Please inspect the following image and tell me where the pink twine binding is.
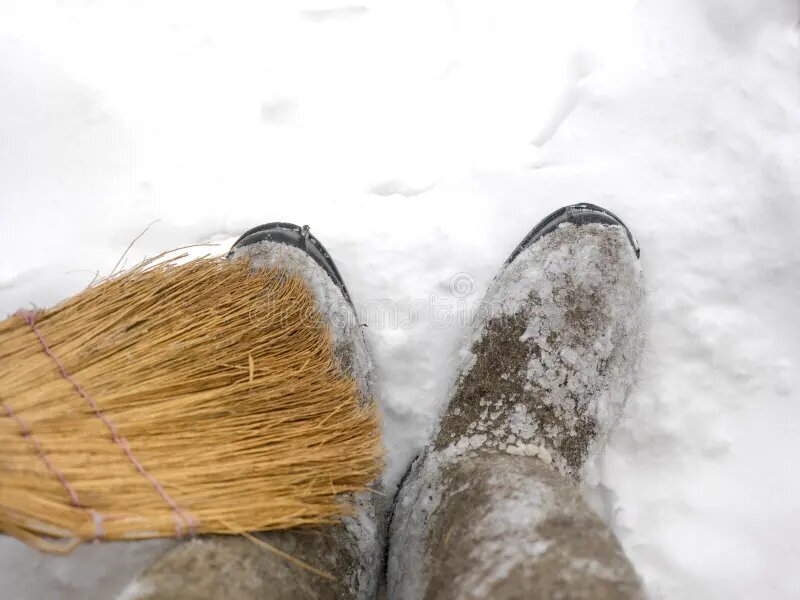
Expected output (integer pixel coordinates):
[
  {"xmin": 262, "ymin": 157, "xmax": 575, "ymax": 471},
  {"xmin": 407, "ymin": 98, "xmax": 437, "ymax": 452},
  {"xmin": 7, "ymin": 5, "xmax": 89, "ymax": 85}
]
[
  {"xmin": 2, "ymin": 400, "xmax": 105, "ymax": 541},
  {"xmin": 15, "ymin": 309, "xmax": 196, "ymax": 537}
]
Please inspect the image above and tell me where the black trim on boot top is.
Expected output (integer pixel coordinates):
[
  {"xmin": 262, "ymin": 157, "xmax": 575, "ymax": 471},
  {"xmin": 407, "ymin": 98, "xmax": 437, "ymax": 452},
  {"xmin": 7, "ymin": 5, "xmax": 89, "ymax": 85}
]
[
  {"xmin": 506, "ymin": 203, "xmax": 640, "ymax": 266},
  {"xmin": 228, "ymin": 222, "xmax": 354, "ymax": 307}
]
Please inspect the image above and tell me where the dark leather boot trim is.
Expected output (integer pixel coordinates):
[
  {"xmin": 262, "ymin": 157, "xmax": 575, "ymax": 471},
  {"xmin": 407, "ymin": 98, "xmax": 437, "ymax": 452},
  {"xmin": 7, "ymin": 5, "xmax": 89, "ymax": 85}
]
[
  {"xmin": 228, "ymin": 222, "xmax": 354, "ymax": 307},
  {"xmin": 506, "ymin": 203, "xmax": 640, "ymax": 265}
]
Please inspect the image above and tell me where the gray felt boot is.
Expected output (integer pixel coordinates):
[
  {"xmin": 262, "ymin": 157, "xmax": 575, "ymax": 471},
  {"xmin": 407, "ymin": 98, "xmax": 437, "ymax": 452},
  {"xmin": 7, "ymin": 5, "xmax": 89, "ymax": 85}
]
[
  {"xmin": 120, "ymin": 226, "xmax": 384, "ymax": 600},
  {"xmin": 387, "ymin": 204, "xmax": 647, "ymax": 600},
  {"xmin": 1, "ymin": 225, "xmax": 382, "ymax": 600}
]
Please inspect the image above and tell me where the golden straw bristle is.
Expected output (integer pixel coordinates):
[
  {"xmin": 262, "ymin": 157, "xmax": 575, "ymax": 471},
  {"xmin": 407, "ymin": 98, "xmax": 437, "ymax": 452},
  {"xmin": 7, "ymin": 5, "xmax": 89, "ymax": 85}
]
[{"xmin": 0, "ymin": 254, "xmax": 382, "ymax": 553}]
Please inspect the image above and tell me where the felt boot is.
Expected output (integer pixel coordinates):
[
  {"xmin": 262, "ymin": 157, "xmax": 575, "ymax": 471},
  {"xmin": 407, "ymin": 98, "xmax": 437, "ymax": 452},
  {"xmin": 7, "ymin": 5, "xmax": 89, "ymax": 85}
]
[
  {"xmin": 387, "ymin": 204, "xmax": 647, "ymax": 600},
  {"xmin": 121, "ymin": 225, "xmax": 383, "ymax": 600}
]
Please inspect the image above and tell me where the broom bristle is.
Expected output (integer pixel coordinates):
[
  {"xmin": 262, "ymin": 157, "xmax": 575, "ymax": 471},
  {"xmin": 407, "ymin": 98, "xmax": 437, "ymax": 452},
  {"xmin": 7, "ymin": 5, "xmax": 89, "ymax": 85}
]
[{"xmin": 0, "ymin": 254, "xmax": 382, "ymax": 553}]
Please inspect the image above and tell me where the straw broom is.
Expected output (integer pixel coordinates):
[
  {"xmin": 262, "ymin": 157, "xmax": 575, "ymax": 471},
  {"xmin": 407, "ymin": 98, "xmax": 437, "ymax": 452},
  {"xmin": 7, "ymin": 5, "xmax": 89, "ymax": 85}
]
[{"xmin": 0, "ymin": 253, "xmax": 382, "ymax": 554}]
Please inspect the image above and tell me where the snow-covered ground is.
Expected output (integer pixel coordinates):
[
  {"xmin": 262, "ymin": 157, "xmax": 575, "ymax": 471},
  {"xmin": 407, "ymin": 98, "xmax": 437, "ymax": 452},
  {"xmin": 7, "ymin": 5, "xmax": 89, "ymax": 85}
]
[{"xmin": 1, "ymin": 1, "xmax": 798, "ymax": 598}]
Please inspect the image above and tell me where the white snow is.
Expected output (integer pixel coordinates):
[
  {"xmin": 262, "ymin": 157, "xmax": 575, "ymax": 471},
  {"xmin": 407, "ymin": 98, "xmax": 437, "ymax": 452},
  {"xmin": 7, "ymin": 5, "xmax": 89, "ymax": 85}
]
[{"xmin": 1, "ymin": 1, "xmax": 798, "ymax": 599}]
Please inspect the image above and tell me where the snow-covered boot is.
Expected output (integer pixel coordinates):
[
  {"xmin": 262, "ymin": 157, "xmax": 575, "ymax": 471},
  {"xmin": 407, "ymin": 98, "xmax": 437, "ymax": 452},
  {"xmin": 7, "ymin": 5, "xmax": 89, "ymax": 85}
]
[
  {"xmin": 3, "ymin": 224, "xmax": 383, "ymax": 600},
  {"xmin": 387, "ymin": 204, "xmax": 647, "ymax": 600},
  {"xmin": 121, "ymin": 223, "xmax": 383, "ymax": 600}
]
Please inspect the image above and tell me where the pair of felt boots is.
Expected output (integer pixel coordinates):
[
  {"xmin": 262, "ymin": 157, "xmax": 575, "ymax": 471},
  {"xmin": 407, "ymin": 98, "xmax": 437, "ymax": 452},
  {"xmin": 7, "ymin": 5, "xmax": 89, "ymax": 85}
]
[
  {"xmin": 214, "ymin": 203, "xmax": 645, "ymax": 600},
  {"xmin": 21, "ymin": 203, "xmax": 646, "ymax": 600}
]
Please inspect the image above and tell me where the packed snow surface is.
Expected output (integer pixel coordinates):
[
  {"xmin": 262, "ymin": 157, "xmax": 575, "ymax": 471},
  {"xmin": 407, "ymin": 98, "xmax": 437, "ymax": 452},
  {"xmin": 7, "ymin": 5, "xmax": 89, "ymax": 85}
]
[{"xmin": 1, "ymin": 1, "xmax": 798, "ymax": 598}]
